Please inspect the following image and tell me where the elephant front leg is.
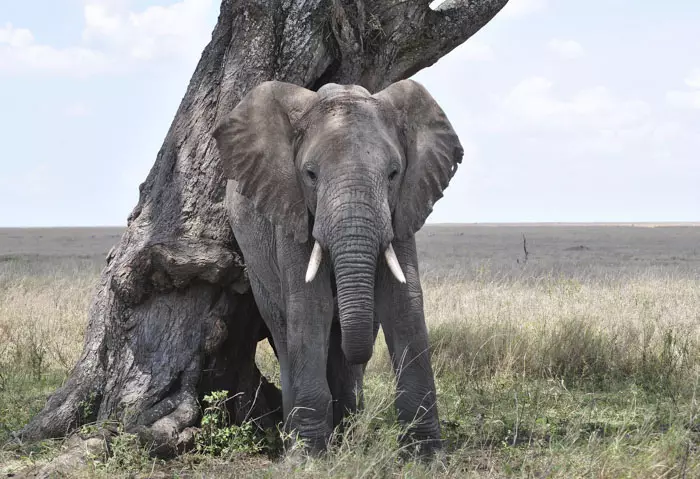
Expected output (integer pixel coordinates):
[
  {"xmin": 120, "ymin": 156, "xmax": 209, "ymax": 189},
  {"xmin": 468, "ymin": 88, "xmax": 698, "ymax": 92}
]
[
  {"xmin": 375, "ymin": 238, "xmax": 441, "ymax": 456},
  {"xmin": 283, "ymin": 280, "xmax": 335, "ymax": 453}
]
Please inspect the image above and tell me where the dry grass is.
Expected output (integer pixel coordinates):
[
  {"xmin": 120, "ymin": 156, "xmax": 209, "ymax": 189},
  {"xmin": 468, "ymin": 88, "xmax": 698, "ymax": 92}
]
[
  {"xmin": 1, "ymin": 248, "xmax": 699, "ymax": 477},
  {"xmin": 0, "ymin": 259, "xmax": 98, "ymax": 449},
  {"xmin": 423, "ymin": 274, "xmax": 700, "ymax": 386},
  {"xmin": 0, "ymin": 264, "xmax": 94, "ymax": 376}
]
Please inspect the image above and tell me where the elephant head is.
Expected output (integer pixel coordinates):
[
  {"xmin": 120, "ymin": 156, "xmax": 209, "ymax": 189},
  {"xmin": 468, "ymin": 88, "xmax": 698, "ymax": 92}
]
[{"xmin": 213, "ymin": 79, "xmax": 463, "ymax": 364}]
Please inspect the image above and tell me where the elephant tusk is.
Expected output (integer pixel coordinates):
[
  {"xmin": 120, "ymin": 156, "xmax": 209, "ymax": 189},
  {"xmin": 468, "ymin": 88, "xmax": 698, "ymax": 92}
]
[
  {"xmin": 305, "ymin": 241, "xmax": 323, "ymax": 283},
  {"xmin": 384, "ymin": 243, "xmax": 406, "ymax": 284}
]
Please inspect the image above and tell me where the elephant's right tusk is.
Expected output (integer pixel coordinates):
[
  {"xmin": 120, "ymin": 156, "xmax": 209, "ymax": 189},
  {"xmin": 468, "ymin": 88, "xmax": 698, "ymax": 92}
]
[
  {"xmin": 305, "ymin": 241, "xmax": 323, "ymax": 283},
  {"xmin": 384, "ymin": 243, "xmax": 407, "ymax": 284}
]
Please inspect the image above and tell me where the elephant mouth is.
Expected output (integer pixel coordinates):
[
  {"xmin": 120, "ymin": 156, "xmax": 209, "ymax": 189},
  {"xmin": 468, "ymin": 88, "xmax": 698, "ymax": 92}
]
[{"xmin": 304, "ymin": 240, "xmax": 406, "ymax": 284}]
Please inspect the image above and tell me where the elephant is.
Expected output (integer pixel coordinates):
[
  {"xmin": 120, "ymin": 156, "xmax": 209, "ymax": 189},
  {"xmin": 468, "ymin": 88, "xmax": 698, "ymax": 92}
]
[{"xmin": 212, "ymin": 78, "xmax": 463, "ymax": 456}]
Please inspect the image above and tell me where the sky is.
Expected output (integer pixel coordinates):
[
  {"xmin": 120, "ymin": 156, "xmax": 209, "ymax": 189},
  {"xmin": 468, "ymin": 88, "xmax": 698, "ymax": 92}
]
[{"xmin": 0, "ymin": 0, "xmax": 698, "ymax": 227}]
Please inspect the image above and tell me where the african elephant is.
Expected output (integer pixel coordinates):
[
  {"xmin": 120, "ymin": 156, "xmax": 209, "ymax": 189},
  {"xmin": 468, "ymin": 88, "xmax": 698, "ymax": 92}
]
[{"xmin": 212, "ymin": 79, "xmax": 463, "ymax": 455}]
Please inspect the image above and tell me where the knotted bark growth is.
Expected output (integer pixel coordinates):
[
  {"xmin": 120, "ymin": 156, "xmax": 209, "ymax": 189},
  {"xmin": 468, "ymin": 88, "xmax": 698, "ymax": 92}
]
[{"xmin": 17, "ymin": 0, "xmax": 509, "ymax": 455}]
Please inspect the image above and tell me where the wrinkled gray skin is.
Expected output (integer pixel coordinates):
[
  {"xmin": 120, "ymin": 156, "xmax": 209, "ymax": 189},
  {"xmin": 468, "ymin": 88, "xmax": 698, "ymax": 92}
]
[{"xmin": 213, "ymin": 79, "xmax": 463, "ymax": 455}]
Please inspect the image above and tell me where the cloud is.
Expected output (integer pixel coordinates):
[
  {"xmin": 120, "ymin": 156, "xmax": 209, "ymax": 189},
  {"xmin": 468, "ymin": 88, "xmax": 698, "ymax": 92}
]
[
  {"xmin": 666, "ymin": 68, "xmax": 700, "ymax": 109},
  {"xmin": 0, "ymin": 23, "xmax": 110, "ymax": 76},
  {"xmin": 497, "ymin": 76, "xmax": 650, "ymax": 131},
  {"xmin": 476, "ymin": 76, "xmax": 659, "ymax": 156},
  {"xmin": 82, "ymin": 0, "xmax": 215, "ymax": 61},
  {"xmin": 684, "ymin": 68, "xmax": 700, "ymax": 88},
  {"xmin": 547, "ymin": 38, "xmax": 584, "ymax": 59},
  {"xmin": 667, "ymin": 90, "xmax": 700, "ymax": 109},
  {"xmin": 499, "ymin": 0, "xmax": 546, "ymax": 17},
  {"xmin": 0, "ymin": 23, "xmax": 34, "ymax": 47},
  {"xmin": 0, "ymin": 0, "xmax": 215, "ymax": 77}
]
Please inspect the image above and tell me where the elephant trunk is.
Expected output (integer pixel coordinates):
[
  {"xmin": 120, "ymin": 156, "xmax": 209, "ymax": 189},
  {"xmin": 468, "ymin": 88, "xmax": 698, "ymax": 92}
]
[
  {"xmin": 331, "ymin": 234, "xmax": 379, "ymax": 365},
  {"xmin": 312, "ymin": 180, "xmax": 395, "ymax": 365}
]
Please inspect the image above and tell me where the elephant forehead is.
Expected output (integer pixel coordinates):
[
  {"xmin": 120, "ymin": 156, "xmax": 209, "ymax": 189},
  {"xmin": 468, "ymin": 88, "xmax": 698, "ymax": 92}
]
[
  {"xmin": 297, "ymin": 98, "xmax": 401, "ymax": 161},
  {"xmin": 303, "ymin": 97, "xmax": 388, "ymax": 133},
  {"xmin": 306, "ymin": 107, "xmax": 391, "ymax": 146}
]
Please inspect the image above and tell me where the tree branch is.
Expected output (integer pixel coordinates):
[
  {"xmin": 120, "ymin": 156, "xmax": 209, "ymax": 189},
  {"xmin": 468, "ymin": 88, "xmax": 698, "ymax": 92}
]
[
  {"xmin": 429, "ymin": 0, "xmax": 509, "ymax": 51},
  {"xmin": 388, "ymin": 0, "xmax": 509, "ymax": 80}
]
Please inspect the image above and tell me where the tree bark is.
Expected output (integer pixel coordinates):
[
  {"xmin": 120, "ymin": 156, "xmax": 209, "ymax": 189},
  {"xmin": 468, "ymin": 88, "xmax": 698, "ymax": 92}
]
[{"xmin": 16, "ymin": 0, "xmax": 508, "ymax": 455}]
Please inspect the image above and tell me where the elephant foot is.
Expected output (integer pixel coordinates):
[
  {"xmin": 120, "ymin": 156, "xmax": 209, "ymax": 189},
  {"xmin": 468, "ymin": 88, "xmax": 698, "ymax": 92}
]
[
  {"xmin": 399, "ymin": 431, "xmax": 443, "ymax": 461},
  {"xmin": 283, "ymin": 425, "xmax": 332, "ymax": 457},
  {"xmin": 303, "ymin": 432, "xmax": 332, "ymax": 456}
]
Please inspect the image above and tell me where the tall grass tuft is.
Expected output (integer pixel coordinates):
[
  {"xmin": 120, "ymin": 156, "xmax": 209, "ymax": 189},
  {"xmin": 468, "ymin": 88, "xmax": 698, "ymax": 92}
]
[{"xmin": 424, "ymin": 275, "xmax": 699, "ymax": 396}]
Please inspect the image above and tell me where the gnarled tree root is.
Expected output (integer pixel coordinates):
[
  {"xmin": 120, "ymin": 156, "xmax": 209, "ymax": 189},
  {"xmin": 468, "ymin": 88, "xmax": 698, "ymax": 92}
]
[{"xmin": 15, "ymin": 237, "xmax": 282, "ymax": 459}]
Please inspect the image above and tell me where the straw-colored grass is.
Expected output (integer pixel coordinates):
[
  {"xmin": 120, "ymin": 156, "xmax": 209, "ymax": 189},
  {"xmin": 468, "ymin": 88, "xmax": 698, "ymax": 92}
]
[{"xmin": 1, "ymin": 257, "xmax": 698, "ymax": 477}]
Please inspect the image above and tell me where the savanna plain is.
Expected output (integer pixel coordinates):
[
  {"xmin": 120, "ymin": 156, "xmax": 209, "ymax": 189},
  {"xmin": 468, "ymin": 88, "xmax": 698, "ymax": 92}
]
[{"xmin": 1, "ymin": 224, "xmax": 699, "ymax": 478}]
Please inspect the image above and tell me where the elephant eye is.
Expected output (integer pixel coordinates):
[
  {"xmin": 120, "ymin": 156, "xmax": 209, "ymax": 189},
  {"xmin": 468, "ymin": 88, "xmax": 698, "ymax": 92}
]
[
  {"xmin": 388, "ymin": 169, "xmax": 399, "ymax": 181},
  {"xmin": 306, "ymin": 169, "xmax": 317, "ymax": 182}
]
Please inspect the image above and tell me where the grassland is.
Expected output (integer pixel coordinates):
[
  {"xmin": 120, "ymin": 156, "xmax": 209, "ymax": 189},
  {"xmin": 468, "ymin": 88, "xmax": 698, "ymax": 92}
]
[{"xmin": 1, "ymin": 225, "xmax": 699, "ymax": 477}]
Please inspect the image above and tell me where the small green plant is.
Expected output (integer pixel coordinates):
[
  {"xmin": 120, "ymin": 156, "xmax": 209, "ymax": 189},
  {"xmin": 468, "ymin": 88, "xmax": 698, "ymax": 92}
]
[
  {"xmin": 195, "ymin": 390, "xmax": 266, "ymax": 457},
  {"xmin": 100, "ymin": 425, "xmax": 154, "ymax": 474},
  {"xmin": 78, "ymin": 390, "xmax": 99, "ymax": 426}
]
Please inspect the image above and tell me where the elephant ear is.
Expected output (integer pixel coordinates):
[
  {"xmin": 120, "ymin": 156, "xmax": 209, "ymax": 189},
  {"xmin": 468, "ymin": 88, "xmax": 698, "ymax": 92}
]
[
  {"xmin": 374, "ymin": 79, "xmax": 464, "ymax": 240},
  {"xmin": 213, "ymin": 81, "xmax": 319, "ymax": 243}
]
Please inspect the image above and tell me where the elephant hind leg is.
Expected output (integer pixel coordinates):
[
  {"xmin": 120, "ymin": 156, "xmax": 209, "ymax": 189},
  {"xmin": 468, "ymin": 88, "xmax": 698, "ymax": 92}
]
[{"xmin": 326, "ymin": 320, "xmax": 365, "ymax": 429}]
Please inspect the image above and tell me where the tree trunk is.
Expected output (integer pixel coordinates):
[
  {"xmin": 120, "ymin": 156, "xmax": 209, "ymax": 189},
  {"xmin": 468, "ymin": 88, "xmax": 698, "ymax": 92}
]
[{"xmin": 16, "ymin": 0, "xmax": 508, "ymax": 456}]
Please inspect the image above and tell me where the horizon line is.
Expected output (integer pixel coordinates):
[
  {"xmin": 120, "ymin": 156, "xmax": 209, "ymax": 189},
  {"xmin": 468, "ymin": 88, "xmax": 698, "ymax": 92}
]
[{"xmin": 1, "ymin": 221, "xmax": 700, "ymax": 229}]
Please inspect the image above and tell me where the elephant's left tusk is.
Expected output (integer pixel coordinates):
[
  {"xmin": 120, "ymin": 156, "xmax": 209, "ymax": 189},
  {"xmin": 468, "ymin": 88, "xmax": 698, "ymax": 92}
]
[
  {"xmin": 384, "ymin": 243, "xmax": 406, "ymax": 284},
  {"xmin": 305, "ymin": 241, "xmax": 323, "ymax": 283}
]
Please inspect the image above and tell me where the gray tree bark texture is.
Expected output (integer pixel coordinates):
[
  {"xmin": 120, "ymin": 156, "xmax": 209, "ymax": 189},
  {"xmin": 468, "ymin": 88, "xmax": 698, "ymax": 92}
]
[{"xmin": 17, "ymin": 0, "xmax": 508, "ymax": 456}]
